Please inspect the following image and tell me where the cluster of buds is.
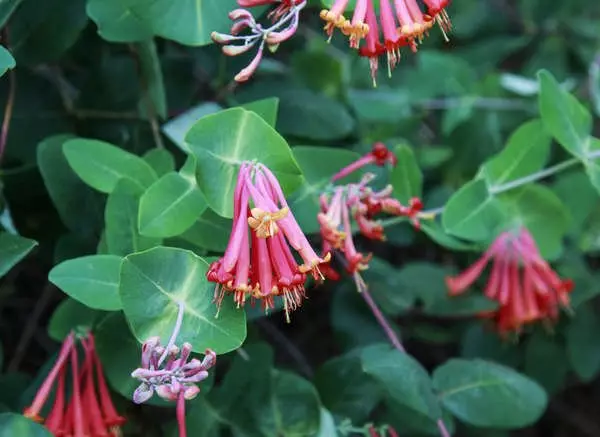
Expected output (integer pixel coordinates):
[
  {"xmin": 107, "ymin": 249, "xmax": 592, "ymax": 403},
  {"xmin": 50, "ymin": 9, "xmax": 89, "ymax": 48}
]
[
  {"xmin": 321, "ymin": 0, "xmax": 452, "ymax": 84},
  {"xmin": 211, "ymin": 0, "xmax": 307, "ymax": 82},
  {"xmin": 131, "ymin": 338, "xmax": 216, "ymax": 404},
  {"xmin": 23, "ymin": 332, "xmax": 125, "ymax": 436},
  {"xmin": 319, "ymin": 143, "xmax": 424, "ymax": 278},
  {"xmin": 207, "ymin": 162, "xmax": 330, "ymax": 321},
  {"xmin": 368, "ymin": 425, "xmax": 399, "ymax": 437},
  {"xmin": 446, "ymin": 227, "xmax": 574, "ymax": 334}
]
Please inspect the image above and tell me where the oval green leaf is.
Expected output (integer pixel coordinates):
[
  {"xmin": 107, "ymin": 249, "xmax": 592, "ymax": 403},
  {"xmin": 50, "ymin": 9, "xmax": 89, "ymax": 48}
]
[
  {"xmin": 361, "ymin": 344, "xmax": 442, "ymax": 419},
  {"xmin": 0, "ymin": 413, "xmax": 52, "ymax": 437},
  {"xmin": 139, "ymin": 171, "xmax": 207, "ymax": 238},
  {"xmin": 0, "ymin": 46, "xmax": 15, "ymax": 77},
  {"xmin": 442, "ymin": 179, "xmax": 508, "ymax": 242},
  {"xmin": 119, "ymin": 246, "xmax": 246, "ymax": 354},
  {"xmin": 49, "ymin": 255, "xmax": 122, "ymax": 311},
  {"xmin": 63, "ymin": 138, "xmax": 157, "ymax": 193},
  {"xmin": 0, "ymin": 233, "xmax": 37, "ymax": 278},
  {"xmin": 185, "ymin": 108, "xmax": 302, "ymax": 218},
  {"xmin": 538, "ymin": 70, "xmax": 592, "ymax": 158},
  {"xmin": 433, "ymin": 358, "xmax": 548, "ymax": 429},
  {"xmin": 390, "ymin": 144, "xmax": 423, "ymax": 203}
]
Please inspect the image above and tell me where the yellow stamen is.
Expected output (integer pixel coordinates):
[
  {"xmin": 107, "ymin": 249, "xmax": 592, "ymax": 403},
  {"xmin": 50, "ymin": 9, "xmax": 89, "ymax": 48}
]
[{"xmin": 248, "ymin": 207, "xmax": 289, "ymax": 238}]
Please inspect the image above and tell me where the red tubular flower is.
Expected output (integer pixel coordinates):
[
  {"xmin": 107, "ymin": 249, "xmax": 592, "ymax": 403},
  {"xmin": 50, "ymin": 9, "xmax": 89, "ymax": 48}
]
[
  {"xmin": 23, "ymin": 333, "xmax": 75, "ymax": 423},
  {"xmin": 207, "ymin": 162, "xmax": 330, "ymax": 321},
  {"xmin": 332, "ymin": 143, "xmax": 397, "ymax": 182},
  {"xmin": 446, "ymin": 227, "xmax": 574, "ymax": 334}
]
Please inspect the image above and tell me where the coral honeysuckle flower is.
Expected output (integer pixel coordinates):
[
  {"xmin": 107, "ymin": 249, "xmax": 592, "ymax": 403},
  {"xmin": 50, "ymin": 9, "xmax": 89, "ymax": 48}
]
[
  {"xmin": 446, "ymin": 227, "xmax": 574, "ymax": 334},
  {"xmin": 318, "ymin": 143, "xmax": 425, "ymax": 278},
  {"xmin": 23, "ymin": 332, "xmax": 125, "ymax": 436},
  {"xmin": 207, "ymin": 162, "xmax": 330, "ymax": 321},
  {"xmin": 321, "ymin": 0, "xmax": 452, "ymax": 83}
]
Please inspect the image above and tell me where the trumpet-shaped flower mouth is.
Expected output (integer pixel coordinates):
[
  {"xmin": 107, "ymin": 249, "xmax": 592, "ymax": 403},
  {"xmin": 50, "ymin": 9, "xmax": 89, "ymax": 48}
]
[
  {"xmin": 207, "ymin": 162, "xmax": 330, "ymax": 320},
  {"xmin": 446, "ymin": 227, "xmax": 573, "ymax": 334}
]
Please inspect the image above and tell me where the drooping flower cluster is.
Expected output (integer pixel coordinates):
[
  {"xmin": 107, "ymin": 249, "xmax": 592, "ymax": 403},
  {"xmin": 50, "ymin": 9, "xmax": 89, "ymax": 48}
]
[
  {"xmin": 321, "ymin": 0, "xmax": 452, "ymax": 84},
  {"xmin": 319, "ymin": 143, "xmax": 424, "ymax": 279},
  {"xmin": 131, "ymin": 338, "xmax": 216, "ymax": 404},
  {"xmin": 211, "ymin": 0, "xmax": 307, "ymax": 82},
  {"xmin": 23, "ymin": 332, "xmax": 125, "ymax": 436},
  {"xmin": 446, "ymin": 227, "xmax": 574, "ymax": 334},
  {"xmin": 207, "ymin": 162, "xmax": 330, "ymax": 320}
]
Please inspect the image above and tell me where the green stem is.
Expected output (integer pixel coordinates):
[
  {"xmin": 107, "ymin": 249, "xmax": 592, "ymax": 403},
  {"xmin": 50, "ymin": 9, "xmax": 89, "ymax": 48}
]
[{"xmin": 381, "ymin": 149, "xmax": 600, "ymax": 229}]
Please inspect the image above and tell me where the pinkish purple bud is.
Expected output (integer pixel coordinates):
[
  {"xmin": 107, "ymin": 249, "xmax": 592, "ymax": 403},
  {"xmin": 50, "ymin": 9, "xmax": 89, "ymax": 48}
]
[
  {"xmin": 133, "ymin": 383, "xmax": 154, "ymax": 404},
  {"xmin": 181, "ymin": 370, "xmax": 209, "ymax": 383},
  {"xmin": 234, "ymin": 43, "xmax": 265, "ymax": 82},
  {"xmin": 141, "ymin": 337, "xmax": 160, "ymax": 368},
  {"xmin": 228, "ymin": 8, "xmax": 254, "ymax": 20},
  {"xmin": 156, "ymin": 385, "xmax": 178, "ymax": 402},
  {"xmin": 211, "ymin": 31, "xmax": 236, "ymax": 44},
  {"xmin": 222, "ymin": 44, "xmax": 255, "ymax": 56},
  {"xmin": 201, "ymin": 349, "xmax": 217, "ymax": 369},
  {"xmin": 183, "ymin": 385, "xmax": 201, "ymax": 401}
]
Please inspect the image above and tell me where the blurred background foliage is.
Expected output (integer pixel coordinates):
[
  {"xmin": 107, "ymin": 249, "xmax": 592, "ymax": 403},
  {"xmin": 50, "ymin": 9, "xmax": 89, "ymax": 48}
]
[{"xmin": 0, "ymin": 0, "xmax": 599, "ymax": 436}]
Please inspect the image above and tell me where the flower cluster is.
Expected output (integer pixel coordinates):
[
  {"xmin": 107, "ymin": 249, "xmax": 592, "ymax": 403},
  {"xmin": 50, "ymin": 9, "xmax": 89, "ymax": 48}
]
[
  {"xmin": 23, "ymin": 332, "xmax": 125, "ymax": 436},
  {"xmin": 319, "ymin": 143, "xmax": 423, "ymax": 279},
  {"xmin": 211, "ymin": 0, "xmax": 307, "ymax": 82},
  {"xmin": 207, "ymin": 162, "xmax": 330, "ymax": 321},
  {"xmin": 321, "ymin": 0, "xmax": 452, "ymax": 84},
  {"xmin": 446, "ymin": 227, "xmax": 574, "ymax": 334},
  {"xmin": 131, "ymin": 338, "xmax": 216, "ymax": 404}
]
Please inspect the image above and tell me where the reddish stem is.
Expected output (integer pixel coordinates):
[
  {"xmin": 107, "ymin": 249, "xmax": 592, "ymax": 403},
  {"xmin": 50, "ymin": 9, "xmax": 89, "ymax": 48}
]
[
  {"xmin": 176, "ymin": 391, "xmax": 187, "ymax": 437},
  {"xmin": 356, "ymin": 275, "xmax": 453, "ymax": 437}
]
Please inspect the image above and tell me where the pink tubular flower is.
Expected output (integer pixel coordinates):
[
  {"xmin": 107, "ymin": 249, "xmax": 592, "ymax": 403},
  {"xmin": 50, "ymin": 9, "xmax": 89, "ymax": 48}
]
[
  {"xmin": 207, "ymin": 162, "xmax": 330, "ymax": 321},
  {"xmin": 332, "ymin": 143, "xmax": 398, "ymax": 182},
  {"xmin": 446, "ymin": 227, "xmax": 574, "ymax": 335},
  {"xmin": 321, "ymin": 0, "xmax": 452, "ymax": 83},
  {"xmin": 212, "ymin": 0, "xmax": 306, "ymax": 83}
]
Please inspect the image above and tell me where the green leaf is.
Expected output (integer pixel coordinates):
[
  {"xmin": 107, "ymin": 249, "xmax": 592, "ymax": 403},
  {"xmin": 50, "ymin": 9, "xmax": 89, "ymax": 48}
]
[
  {"xmin": 86, "ymin": 0, "xmax": 240, "ymax": 46},
  {"xmin": 49, "ymin": 255, "xmax": 122, "ymax": 311},
  {"xmin": 481, "ymin": 119, "xmax": 551, "ymax": 189},
  {"xmin": 433, "ymin": 358, "xmax": 548, "ymax": 429},
  {"xmin": 442, "ymin": 179, "xmax": 507, "ymax": 242},
  {"xmin": 179, "ymin": 209, "xmax": 231, "ymax": 252},
  {"xmin": 583, "ymin": 137, "xmax": 600, "ymax": 194},
  {"xmin": 105, "ymin": 180, "xmax": 161, "ymax": 256},
  {"xmin": 135, "ymin": 39, "xmax": 167, "ymax": 119},
  {"xmin": 524, "ymin": 333, "xmax": 568, "ymax": 394},
  {"xmin": 0, "ymin": 0, "xmax": 23, "ymax": 29},
  {"xmin": 185, "ymin": 108, "xmax": 302, "ymax": 218},
  {"xmin": 315, "ymin": 352, "xmax": 381, "ymax": 421},
  {"xmin": 119, "ymin": 246, "xmax": 246, "ymax": 354},
  {"xmin": 390, "ymin": 144, "xmax": 423, "ymax": 203},
  {"xmin": 362, "ymin": 344, "xmax": 441, "ymax": 419},
  {"xmin": 566, "ymin": 305, "xmax": 600, "ymax": 382},
  {"xmin": 162, "ymin": 102, "xmax": 222, "ymax": 151},
  {"xmin": 0, "ymin": 233, "xmax": 37, "ymax": 278},
  {"xmin": 538, "ymin": 70, "xmax": 592, "ymax": 158},
  {"xmin": 288, "ymin": 146, "xmax": 360, "ymax": 234},
  {"xmin": 37, "ymin": 134, "xmax": 105, "ymax": 236},
  {"xmin": 237, "ymin": 81, "xmax": 355, "ymax": 141},
  {"xmin": 47, "ymin": 298, "xmax": 101, "ymax": 341},
  {"xmin": 0, "ymin": 46, "xmax": 15, "ymax": 77},
  {"xmin": 241, "ymin": 98, "xmax": 279, "ymax": 127},
  {"xmin": 498, "ymin": 184, "xmax": 570, "ymax": 259},
  {"xmin": 0, "ymin": 413, "xmax": 52, "ymax": 436},
  {"xmin": 63, "ymin": 138, "xmax": 157, "ymax": 193},
  {"xmin": 591, "ymin": 60, "xmax": 600, "ymax": 117},
  {"xmin": 316, "ymin": 409, "xmax": 337, "ymax": 437},
  {"xmin": 143, "ymin": 148, "xmax": 175, "ymax": 177},
  {"xmin": 262, "ymin": 370, "xmax": 322, "ymax": 436},
  {"xmin": 421, "ymin": 221, "xmax": 478, "ymax": 252},
  {"xmin": 10, "ymin": 0, "xmax": 87, "ymax": 65},
  {"xmin": 138, "ymin": 171, "xmax": 207, "ymax": 238}
]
